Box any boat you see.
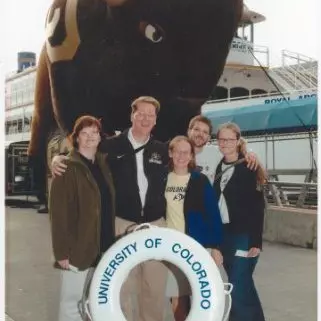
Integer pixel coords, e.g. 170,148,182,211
200,4,318,188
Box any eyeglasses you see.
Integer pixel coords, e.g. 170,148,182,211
190,127,210,136
218,138,237,145
79,131,100,138
172,150,191,157
134,112,156,120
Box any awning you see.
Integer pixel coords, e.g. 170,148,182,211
202,97,317,135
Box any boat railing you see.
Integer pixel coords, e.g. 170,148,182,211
285,64,317,89
281,50,316,66
226,37,270,67
252,44,270,67
264,169,317,209
204,87,318,105
267,50,318,91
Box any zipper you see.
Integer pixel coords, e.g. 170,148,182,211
183,174,192,234
141,148,149,222
93,179,101,255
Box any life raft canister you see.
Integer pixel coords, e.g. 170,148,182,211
88,226,227,321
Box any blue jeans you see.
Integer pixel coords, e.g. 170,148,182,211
221,232,265,321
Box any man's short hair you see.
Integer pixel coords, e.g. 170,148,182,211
131,96,161,114
188,115,213,135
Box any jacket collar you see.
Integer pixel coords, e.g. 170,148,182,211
121,128,154,142
68,149,106,169
190,170,201,179
128,128,150,147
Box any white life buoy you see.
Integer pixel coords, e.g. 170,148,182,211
88,226,227,321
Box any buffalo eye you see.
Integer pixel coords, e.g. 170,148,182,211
139,22,164,43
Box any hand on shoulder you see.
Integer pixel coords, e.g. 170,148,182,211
51,155,69,177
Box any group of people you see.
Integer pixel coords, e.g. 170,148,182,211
49,96,267,321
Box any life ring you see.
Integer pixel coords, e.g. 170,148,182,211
88,226,227,321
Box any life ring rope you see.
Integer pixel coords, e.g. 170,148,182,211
133,222,155,232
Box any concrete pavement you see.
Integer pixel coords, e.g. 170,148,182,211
5,205,317,321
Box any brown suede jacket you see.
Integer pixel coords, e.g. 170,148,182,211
49,149,115,271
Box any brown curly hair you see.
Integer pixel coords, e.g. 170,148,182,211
69,115,102,148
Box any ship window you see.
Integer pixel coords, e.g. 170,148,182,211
5,121,10,134
23,113,32,132
8,120,18,134
251,89,267,97
230,87,249,99
237,24,253,42
209,86,228,100
17,119,23,132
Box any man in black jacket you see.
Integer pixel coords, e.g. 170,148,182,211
99,100,168,225
99,96,169,321
51,96,169,321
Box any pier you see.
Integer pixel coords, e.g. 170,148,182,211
5,201,317,321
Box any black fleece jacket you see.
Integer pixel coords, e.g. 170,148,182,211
99,129,169,223
214,157,265,248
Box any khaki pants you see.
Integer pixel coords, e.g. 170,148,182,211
115,216,168,321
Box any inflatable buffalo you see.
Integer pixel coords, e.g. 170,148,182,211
28,0,243,197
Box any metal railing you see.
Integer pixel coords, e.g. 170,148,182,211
281,50,316,67
252,44,270,67
268,50,318,91
264,169,317,209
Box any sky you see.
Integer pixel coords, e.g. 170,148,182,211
0,0,318,74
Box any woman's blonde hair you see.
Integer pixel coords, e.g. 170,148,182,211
217,122,267,185
168,135,196,171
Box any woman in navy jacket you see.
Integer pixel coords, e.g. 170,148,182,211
214,122,266,321
165,135,222,321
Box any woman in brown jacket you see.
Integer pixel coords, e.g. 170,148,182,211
49,115,115,321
